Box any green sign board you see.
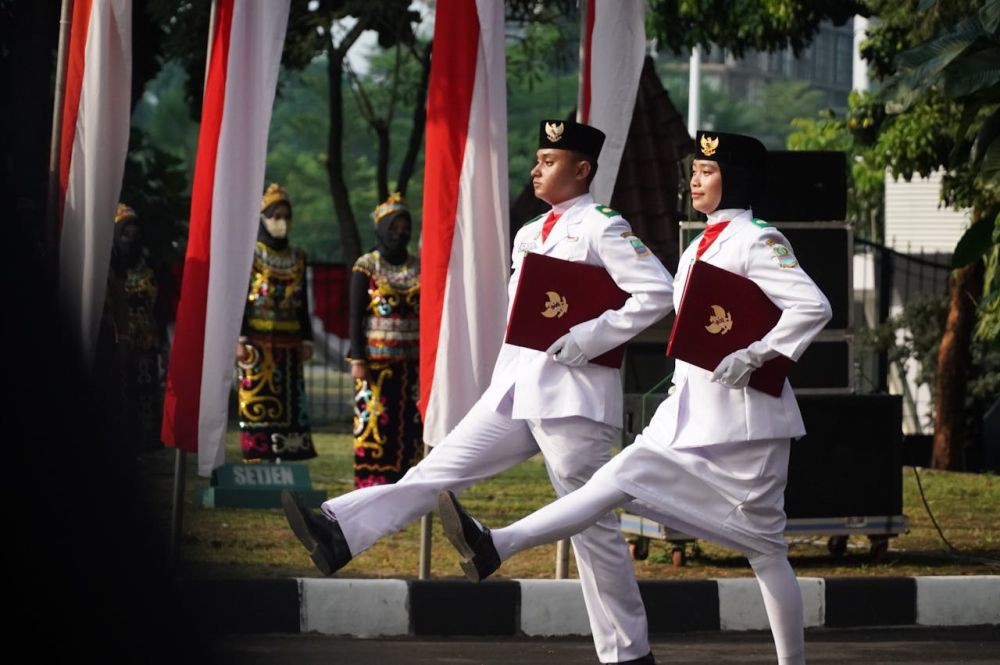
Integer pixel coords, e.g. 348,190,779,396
195,462,327,509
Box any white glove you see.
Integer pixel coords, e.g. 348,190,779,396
711,341,780,389
545,332,589,367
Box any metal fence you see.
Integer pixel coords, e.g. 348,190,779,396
304,263,354,427
852,238,952,434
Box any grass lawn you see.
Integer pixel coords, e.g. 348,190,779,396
142,430,1000,580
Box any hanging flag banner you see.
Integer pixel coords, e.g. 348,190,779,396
420,0,510,445
57,0,132,366
162,0,290,476
578,0,646,203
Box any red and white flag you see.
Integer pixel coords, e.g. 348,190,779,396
162,0,290,476
578,0,646,203
420,0,509,445
57,0,132,365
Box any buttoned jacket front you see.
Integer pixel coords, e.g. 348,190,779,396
481,193,675,427
646,209,832,447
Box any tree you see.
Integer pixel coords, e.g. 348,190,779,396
646,0,867,56
786,93,885,241
149,0,426,263
859,0,1000,469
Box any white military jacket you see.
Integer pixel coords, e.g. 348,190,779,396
646,208,832,447
482,193,675,427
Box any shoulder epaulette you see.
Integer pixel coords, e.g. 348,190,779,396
594,204,620,219
751,218,771,228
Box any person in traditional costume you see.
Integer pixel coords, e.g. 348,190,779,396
236,183,316,462
348,193,423,488
438,131,832,665
103,203,167,453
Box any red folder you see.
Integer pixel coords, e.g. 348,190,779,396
505,252,629,368
666,260,793,396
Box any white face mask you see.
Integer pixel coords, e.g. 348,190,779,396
261,214,289,239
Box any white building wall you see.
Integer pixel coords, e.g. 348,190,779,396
884,170,971,254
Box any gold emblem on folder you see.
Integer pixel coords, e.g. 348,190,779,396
700,134,719,157
545,122,565,143
541,291,569,319
704,304,732,335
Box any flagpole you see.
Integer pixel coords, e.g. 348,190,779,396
46,0,74,266
170,0,219,570
170,448,187,566
418,442,432,579
687,45,701,136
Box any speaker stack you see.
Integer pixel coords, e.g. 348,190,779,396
620,152,907,562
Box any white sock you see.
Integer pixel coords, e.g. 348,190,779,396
491,481,630,561
748,551,805,665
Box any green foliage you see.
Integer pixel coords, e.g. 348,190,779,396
858,294,1000,429
147,0,422,120
265,56,426,262
120,125,190,268
859,296,948,395
953,211,1000,268
975,217,1000,343
787,92,886,241
660,61,830,149
130,61,199,169
507,20,578,91
646,0,865,57
875,92,961,181
861,0,1000,343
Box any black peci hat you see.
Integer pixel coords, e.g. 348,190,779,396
538,120,606,161
694,130,767,172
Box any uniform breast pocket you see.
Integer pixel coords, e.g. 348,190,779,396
552,239,589,263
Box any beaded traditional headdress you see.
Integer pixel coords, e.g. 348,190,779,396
371,192,408,225
114,202,137,224
261,182,289,213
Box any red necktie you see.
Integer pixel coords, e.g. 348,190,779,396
540,211,562,242
695,221,730,259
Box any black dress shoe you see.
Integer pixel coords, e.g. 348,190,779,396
281,490,352,575
606,652,656,665
437,490,501,582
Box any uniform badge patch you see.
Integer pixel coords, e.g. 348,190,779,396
596,205,620,218
621,231,650,257
767,240,798,268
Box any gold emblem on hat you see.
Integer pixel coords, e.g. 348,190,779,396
700,134,720,157
545,122,565,143
541,291,569,318
704,304,732,335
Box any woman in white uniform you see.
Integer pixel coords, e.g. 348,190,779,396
439,130,832,665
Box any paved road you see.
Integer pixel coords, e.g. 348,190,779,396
209,626,1000,664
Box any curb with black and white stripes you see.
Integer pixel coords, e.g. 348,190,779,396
178,576,999,637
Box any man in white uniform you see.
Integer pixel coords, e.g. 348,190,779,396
440,131,832,665
281,120,675,665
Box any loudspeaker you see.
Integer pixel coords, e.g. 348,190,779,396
755,151,847,222
785,394,903,518
777,224,851,330
789,338,851,392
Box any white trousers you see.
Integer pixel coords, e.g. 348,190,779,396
492,437,805,665
322,394,651,664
